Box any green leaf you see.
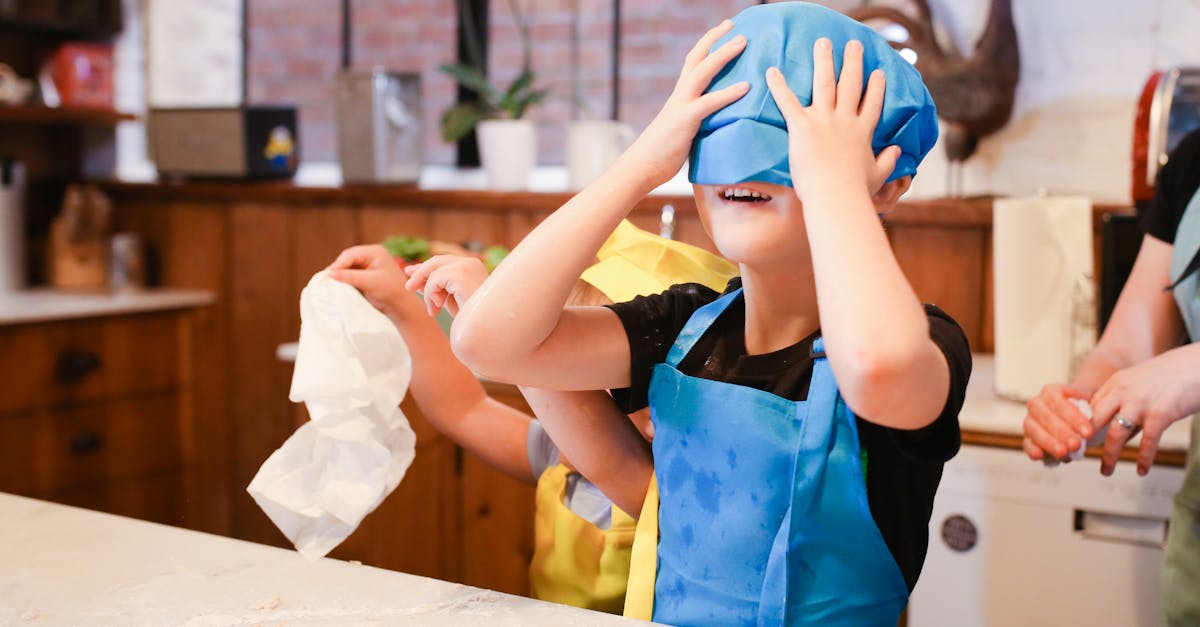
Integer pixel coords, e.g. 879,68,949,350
381,236,430,262
438,63,499,104
511,88,549,119
440,103,488,143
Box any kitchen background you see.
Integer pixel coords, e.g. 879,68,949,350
2,1,1198,625
102,0,1200,200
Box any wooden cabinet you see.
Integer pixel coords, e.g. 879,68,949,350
0,308,209,527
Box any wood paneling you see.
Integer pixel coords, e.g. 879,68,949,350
228,205,295,546
890,225,988,351
112,201,231,535
431,208,507,249
360,207,432,243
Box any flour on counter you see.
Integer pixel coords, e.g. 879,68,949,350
20,608,38,621
250,597,282,610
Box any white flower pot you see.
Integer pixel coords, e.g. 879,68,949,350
477,119,536,191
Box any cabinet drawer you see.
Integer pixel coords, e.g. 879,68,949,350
0,393,185,495
0,312,184,416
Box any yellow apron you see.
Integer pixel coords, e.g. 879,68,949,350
623,473,659,620
529,463,636,613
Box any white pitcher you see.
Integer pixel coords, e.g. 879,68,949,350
566,120,636,190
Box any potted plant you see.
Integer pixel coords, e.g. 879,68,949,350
440,0,547,191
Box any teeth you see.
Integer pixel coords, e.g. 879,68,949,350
723,187,769,200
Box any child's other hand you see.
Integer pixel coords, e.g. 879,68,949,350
327,244,423,320
403,255,489,317
766,39,901,202
623,20,749,190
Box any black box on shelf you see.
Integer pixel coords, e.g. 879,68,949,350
149,106,299,180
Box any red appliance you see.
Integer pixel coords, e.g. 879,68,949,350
50,42,114,109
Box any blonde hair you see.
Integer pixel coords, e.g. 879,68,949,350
566,277,613,307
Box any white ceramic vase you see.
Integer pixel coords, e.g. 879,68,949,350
476,118,536,191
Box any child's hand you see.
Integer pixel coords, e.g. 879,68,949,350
766,39,902,202
622,20,749,190
327,245,424,321
403,255,489,317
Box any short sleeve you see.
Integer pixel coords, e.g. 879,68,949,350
525,420,560,480
885,305,971,463
1141,128,1200,244
605,281,726,412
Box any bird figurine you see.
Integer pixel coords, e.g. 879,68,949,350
848,0,1020,196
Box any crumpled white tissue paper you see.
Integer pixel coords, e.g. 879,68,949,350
248,271,416,559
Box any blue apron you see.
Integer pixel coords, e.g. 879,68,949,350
1163,188,1200,625
647,289,909,626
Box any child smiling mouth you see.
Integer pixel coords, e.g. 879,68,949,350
720,187,774,203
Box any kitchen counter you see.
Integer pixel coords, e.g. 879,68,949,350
0,492,647,626
961,355,1192,466
0,288,214,326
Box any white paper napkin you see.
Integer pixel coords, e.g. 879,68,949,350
248,271,416,559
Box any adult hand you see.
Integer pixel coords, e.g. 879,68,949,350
765,38,900,202
621,19,749,190
1089,348,1200,476
1022,383,1095,462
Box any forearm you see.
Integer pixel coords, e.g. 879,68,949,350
390,309,535,483
452,156,652,379
518,387,653,517
803,187,941,426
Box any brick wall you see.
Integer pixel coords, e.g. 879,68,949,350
243,0,1200,202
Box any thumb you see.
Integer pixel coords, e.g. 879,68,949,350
871,146,901,191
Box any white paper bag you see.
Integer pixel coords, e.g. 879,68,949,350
993,196,1097,401
247,272,416,559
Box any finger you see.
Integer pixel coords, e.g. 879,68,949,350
1023,411,1072,460
329,245,380,271
836,40,865,113
1022,436,1045,461
871,146,900,190
810,38,836,110
766,67,804,120
1027,396,1082,455
1136,422,1161,476
404,257,445,292
691,81,750,119
682,34,747,96
329,268,379,292
1100,406,1139,476
683,19,735,72
858,69,886,129
1046,386,1095,439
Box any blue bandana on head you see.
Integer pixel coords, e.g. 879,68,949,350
688,1,939,186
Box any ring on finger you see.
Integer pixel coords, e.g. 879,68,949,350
1114,415,1138,431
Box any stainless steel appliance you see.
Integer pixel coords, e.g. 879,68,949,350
335,69,421,184
0,157,25,293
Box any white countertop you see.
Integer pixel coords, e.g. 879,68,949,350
0,492,648,626
962,354,1193,452
0,288,215,326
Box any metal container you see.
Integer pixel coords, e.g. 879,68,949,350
0,158,25,293
335,69,421,184
1132,67,1200,204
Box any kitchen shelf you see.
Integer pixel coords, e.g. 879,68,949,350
0,104,136,126
0,15,120,40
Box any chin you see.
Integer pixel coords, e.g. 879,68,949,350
693,182,804,266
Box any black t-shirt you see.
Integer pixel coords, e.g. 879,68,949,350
1141,128,1200,244
607,277,972,592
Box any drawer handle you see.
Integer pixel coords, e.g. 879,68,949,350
55,349,103,384
69,431,105,455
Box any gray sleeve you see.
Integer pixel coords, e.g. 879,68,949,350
525,420,560,479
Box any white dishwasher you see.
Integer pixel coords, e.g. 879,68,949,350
907,357,1192,627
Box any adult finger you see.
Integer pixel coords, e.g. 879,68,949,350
810,38,836,110
1135,418,1162,476
1099,404,1140,476
836,40,865,113
1023,410,1072,460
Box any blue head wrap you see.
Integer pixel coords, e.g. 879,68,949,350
688,1,939,186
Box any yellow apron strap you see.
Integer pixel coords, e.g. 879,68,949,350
623,473,659,620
